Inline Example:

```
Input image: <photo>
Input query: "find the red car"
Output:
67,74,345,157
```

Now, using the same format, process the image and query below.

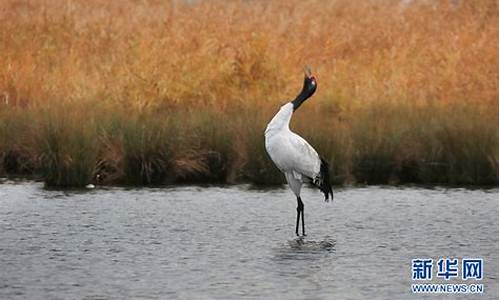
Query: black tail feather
318,158,334,201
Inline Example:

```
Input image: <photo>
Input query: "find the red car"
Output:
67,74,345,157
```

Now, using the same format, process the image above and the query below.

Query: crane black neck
291,92,310,111
291,75,317,111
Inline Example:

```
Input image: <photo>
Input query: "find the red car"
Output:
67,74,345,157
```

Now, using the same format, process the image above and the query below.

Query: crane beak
304,66,313,79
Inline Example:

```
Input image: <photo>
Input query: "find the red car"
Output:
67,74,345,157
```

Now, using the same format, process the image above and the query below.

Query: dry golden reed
0,0,497,187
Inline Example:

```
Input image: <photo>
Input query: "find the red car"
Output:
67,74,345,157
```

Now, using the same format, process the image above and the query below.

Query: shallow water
0,182,497,299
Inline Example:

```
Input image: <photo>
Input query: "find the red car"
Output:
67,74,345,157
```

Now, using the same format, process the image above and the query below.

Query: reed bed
0,0,497,187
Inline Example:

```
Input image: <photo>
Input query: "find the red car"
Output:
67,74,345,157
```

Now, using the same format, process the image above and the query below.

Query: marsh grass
0,0,497,187
35,103,99,187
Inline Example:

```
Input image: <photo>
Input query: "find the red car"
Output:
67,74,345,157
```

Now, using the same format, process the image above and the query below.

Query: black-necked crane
264,67,333,236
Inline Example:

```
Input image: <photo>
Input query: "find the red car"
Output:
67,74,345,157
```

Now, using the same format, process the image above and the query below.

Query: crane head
302,66,317,97
292,66,317,111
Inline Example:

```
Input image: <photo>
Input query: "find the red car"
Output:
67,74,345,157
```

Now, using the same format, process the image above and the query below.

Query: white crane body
265,103,321,196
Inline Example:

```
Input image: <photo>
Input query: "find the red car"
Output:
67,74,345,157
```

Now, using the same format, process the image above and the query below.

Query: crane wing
287,133,321,180
288,133,334,201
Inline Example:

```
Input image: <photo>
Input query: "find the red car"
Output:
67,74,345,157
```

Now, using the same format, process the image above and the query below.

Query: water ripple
0,182,497,299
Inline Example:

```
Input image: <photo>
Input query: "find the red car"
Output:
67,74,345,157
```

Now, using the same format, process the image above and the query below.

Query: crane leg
296,196,305,236
300,197,305,236
295,203,300,236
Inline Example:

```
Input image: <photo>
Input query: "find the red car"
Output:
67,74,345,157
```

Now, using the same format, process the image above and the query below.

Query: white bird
265,67,333,236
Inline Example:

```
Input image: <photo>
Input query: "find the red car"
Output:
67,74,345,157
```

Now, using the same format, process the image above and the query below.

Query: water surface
0,182,498,299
